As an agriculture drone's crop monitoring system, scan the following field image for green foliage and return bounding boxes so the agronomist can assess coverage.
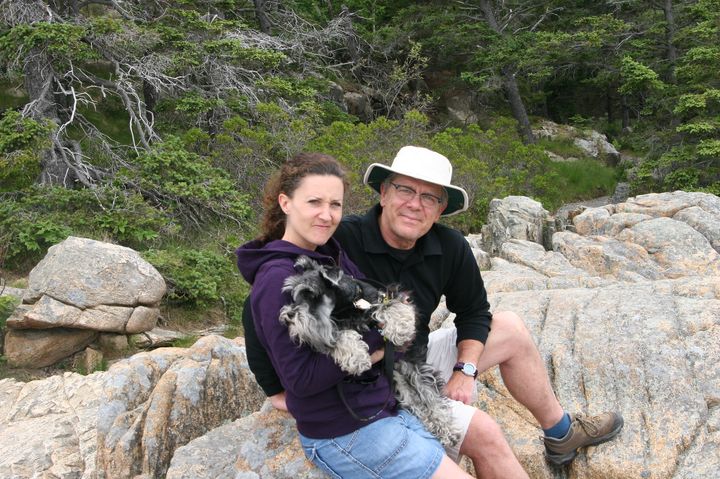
[126,136,251,227]
[0,22,97,68]
[0,186,168,267]
[663,168,700,191]
[0,111,52,191]
[203,39,287,68]
[307,111,431,214]
[619,56,666,95]
[309,114,570,232]
[673,91,717,116]
[143,247,226,306]
[428,118,558,231]
[255,77,317,101]
[537,137,588,159]
[544,160,619,210]
[0,295,20,328]
[697,139,720,158]
[142,246,248,323]
[174,93,226,116]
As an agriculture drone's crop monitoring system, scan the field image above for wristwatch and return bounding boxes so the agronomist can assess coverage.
[453,361,478,378]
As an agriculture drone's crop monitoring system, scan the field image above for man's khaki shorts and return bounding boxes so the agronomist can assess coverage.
[426,327,478,462]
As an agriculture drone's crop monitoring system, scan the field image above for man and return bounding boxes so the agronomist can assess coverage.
[243,146,623,477]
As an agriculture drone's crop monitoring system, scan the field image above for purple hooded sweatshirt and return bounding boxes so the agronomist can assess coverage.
[236,237,398,438]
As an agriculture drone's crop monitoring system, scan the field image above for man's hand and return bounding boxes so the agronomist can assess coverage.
[269,391,288,411]
[444,338,484,404]
[444,372,476,404]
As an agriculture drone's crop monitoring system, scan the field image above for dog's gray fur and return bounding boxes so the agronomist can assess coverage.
[278,256,462,447]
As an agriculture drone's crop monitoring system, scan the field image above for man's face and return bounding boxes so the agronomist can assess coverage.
[378,174,447,249]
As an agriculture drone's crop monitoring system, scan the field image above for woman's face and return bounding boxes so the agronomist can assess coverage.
[279,174,344,250]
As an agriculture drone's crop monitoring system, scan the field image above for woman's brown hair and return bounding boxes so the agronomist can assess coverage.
[258,152,348,243]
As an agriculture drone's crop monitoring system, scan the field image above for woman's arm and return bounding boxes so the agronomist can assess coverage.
[252,263,385,397]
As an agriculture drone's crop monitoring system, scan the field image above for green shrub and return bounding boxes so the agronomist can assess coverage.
[542,159,619,211]
[125,136,252,229]
[0,295,20,328]
[142,246,248,323]
[0,186,169,267]
[0,111,51,192]
[429,118,559,232]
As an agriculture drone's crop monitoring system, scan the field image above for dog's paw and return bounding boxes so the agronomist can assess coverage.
[331,330,372,375]
[374,301,416,346]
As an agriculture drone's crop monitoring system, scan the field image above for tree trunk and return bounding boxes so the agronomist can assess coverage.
[606,84,614,124]
[502,67,536,144]
[23,48,96,187]
[479,0,536,144]
[23,49,66,185]
[621,95,631,131]
[253,0,272,34]
[662,0,677,83]
[143,79,158,121]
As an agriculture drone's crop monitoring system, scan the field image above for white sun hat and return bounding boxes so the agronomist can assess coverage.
[363,146,469,216]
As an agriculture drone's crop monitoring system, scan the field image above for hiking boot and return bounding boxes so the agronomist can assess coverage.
[543,412,624,466]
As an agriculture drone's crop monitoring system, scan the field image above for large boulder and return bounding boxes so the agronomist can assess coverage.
[0,372,105,479]
[4,236,166,367]
[0,335,264,479]
[481,196,552,255]
[96,334,265,479]
[3,325,98,368]
[23,236,165,308]
[166,405,325,479]
[484,277,720,479]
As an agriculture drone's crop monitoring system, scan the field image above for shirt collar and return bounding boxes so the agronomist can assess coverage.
[359,204,443,257]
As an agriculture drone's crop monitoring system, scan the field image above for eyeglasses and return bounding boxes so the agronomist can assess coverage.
[389,182,444,208]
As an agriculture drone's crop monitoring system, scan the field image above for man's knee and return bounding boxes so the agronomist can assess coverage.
[461,410,509,454]
[490,311,533,346]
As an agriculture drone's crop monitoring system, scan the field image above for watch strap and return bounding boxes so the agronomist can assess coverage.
[453,361,478,378]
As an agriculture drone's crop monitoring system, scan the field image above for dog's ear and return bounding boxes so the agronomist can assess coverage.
[282,269,325,301]
[293,255,344,291]
[319,265,344,289]
[294,255,320,272]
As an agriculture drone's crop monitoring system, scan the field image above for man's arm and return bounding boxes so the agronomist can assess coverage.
[242,298,284,396]
[443,232,493,403]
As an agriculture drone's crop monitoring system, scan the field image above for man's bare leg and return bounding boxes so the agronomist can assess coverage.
[460,410,529,479]
[476,311,565,429]
[431,456,475,479]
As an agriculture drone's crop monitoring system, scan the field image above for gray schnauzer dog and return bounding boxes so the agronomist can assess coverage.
[279,255,461,448]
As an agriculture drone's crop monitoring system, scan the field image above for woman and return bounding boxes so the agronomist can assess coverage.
[236,152,472,478]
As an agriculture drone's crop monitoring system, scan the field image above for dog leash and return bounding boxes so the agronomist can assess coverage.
[336,339,396,422]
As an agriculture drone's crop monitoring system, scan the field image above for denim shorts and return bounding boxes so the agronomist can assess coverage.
[299,410,444,478]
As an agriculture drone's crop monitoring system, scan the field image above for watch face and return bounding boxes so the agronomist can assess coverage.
[462,363,477,375]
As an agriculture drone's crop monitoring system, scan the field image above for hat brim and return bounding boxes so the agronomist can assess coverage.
[363,163,468,217]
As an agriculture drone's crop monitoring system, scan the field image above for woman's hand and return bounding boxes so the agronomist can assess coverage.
[370,348,385,364]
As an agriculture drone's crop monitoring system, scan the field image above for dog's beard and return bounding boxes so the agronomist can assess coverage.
[279,296,337,354]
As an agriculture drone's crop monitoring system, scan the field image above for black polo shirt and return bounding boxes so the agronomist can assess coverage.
[334,205,492,351]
